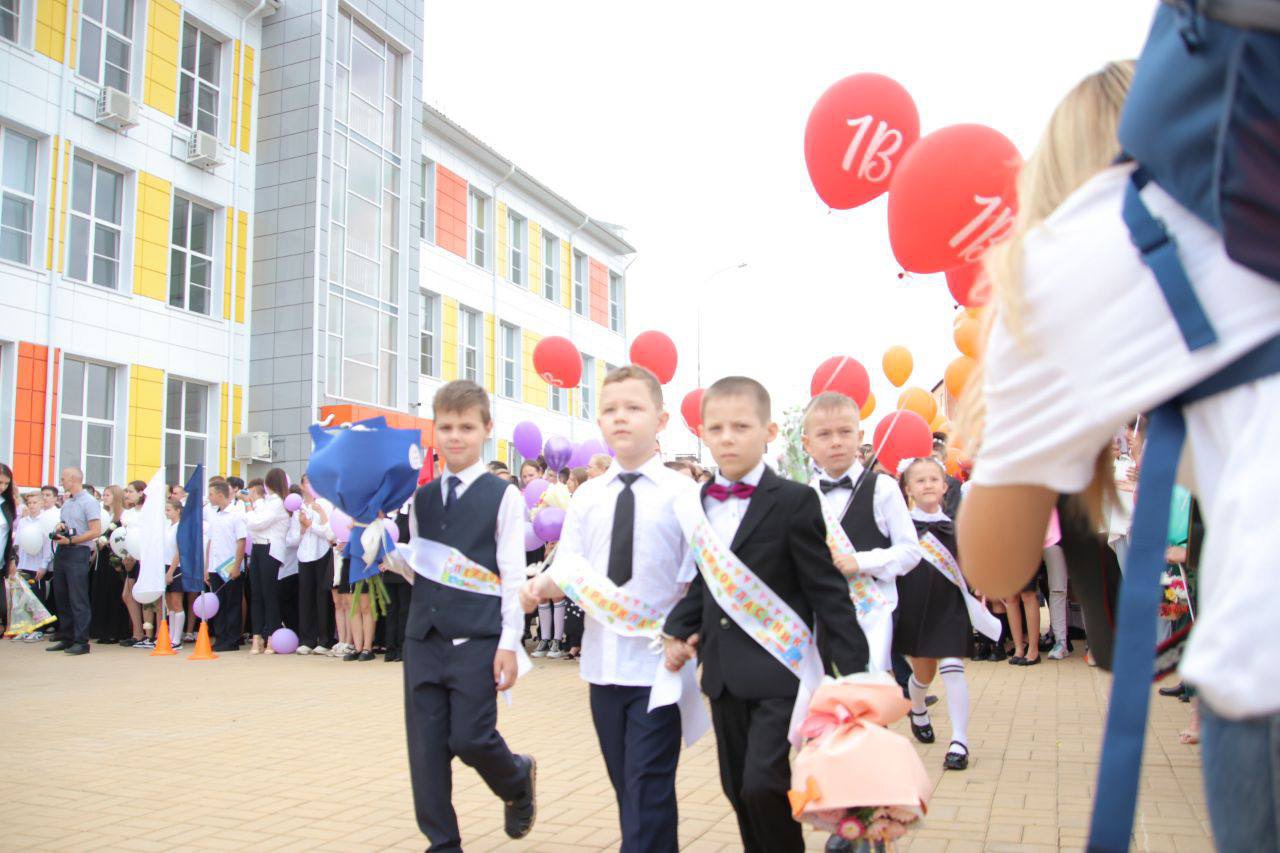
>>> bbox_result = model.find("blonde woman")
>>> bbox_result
[89,485,130,643]
[956,60,1280,851]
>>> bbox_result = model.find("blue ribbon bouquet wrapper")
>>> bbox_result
[306,416,422,582]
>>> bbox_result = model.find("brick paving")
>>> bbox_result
[0,639,1208,852]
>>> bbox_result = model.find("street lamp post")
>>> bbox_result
[695,262,748,464]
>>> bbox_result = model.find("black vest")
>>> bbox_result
[405,472,506,641]
[838,469,892,551]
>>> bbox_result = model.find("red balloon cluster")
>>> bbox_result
[810,356,871,407]
[532,336,582,388]
[681,389,705,436]
[945,262,991,307]
[630,331,678,384]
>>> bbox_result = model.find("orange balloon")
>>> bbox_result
[929,411,948,432]
[859,392,876,420]
[944,355,977,399]
[882,346,913,388]
[953,315,982,358]
[897,387,937,424]
[944,446,964,477]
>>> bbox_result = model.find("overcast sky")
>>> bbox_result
[423,1,1156,456]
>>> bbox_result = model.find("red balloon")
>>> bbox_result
[532,336,583,388]
[629,331,679,384]
[944,262,992,307]
[887,124,1022,274]
[680,389,705,436]
[871,409,933,475]
[810,356,870,407]
[804,74,920,210]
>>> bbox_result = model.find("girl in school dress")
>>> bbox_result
[90,485,130,643]
[120,480,148,646]
[162,499,186,650]
[895,457,974,771]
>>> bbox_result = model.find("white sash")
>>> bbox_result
[917,532,1002,641]
[675,492,824,748]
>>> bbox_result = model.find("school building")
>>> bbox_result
[0,0,632,490]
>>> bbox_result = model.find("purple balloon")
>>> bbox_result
[532,508,566,544]
[524,522,543,552]
[544,436,573,471]
[270,627,299,654]
[193,592,220,620]
[567,442,592,468]
[513,421,543,461]
[524,479,550,509]
[284,493,303,513]
[580,438,609,461]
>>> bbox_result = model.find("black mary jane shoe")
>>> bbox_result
[944,741,969,771]
[357,650,375,662]
[909,711,935,744]
[1007,655,1026,665]
[1159,682,1187,698]
[1020,655,1042,667]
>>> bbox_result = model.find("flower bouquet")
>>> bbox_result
[789,673,932,847]
[1159,571,1190,621]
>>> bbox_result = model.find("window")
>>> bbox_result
[508,211,525,286]
[0,0,18,44]
[419,158,435,242]
[78,0,133,92]
[66,157,124,289]
[500,322,520,399]
[164,378,207,487]
[608,271,624,333]
[459,306,480,383]
[541,232,558,301]
[177,22,221,136]
[58,357,116,486]
[469,189,487,268]
[0,128,37,265]
[572,250,587,316]
[579,353,595,420]
[549,384,567,414]
[327,10,403,406]
[169,196,214,314]
[418,290,438,377]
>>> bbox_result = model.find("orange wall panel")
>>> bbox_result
[13,342,59,487]
[319,404,435,461]
[435,166,468,260]
[589,259,610,327]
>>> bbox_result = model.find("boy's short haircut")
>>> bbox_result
[247,478,265,490]
[166,498,184,514]
[603,365,664,408]
[41,485,57,495]
[227,476,245,491]
[589,453,612,470]
[487,461,509,473]
[702,376,771,424]
[433,379,492,425]
[208,475,227,486]
[22,491,41,503]
[210,482,231,499]
[801,391,861,431]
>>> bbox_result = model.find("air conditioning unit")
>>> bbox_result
[234,431,271,461]
[185,130,223,168]
[95,86,138,131]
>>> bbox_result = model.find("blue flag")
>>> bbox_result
[177,464,205,593]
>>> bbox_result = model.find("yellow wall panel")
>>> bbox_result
[483,313,495,393]
[35,0,68,62]
[235,211,248,322]
[127,365,165,481]
[528,221,542,293]
[441,296,458,381]
[223,209,234,320]
[133,173,172,302]
[496,202,508,280]
[143,0,181,116]
[238,45,255,152]
[45,137,60,270]
[560,241,572,308]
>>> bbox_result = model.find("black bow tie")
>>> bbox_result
[914,519,954,538]
[819,476,853,494]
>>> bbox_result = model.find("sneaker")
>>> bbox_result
[297,645,312,656]
[1048,641,1069,661]
[313,645,332,657]
[503,754,537,839]
[531,640,551,658]
[169,643,183,651]
[546,640,564,660]
[183,632,197,642]
[28,631,43,641]
[137,638,155,649]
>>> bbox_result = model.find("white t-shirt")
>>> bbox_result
[206,506,248,577]
[163,521,179,566]
[974,164,1280,719]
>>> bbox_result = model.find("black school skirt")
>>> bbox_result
[893,563,971,659]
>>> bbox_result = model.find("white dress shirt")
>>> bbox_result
[813,462,921,612]
[206,506,248,575]
[704,460,768,546]
[285,498,335,563]
[408,460,527,653]
[244,493,290,561]
[557,453,699,687]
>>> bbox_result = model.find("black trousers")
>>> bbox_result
[210,573,244,650]
[383,579,410,656]
[248,544,281,638]
[51,545,92,645]
[297,553,334,649]
[589,684,681,853]
[404,631,525,852]
[710,692,804,853]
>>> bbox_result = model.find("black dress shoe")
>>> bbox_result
[46,641,71,652]
[119,638,137,647]
[98,638,118,645]
[825,835,855,852]
[343,650,360,661]
[1159,682,1186,698]
[504,754,537,839]
[1020,655,1042,667]
[987,646,1007,662]
[64,643,90,655]
[909,711,935,744]
[1008,655,1026,665]
[357,650,375,662]
[943,741,969,771]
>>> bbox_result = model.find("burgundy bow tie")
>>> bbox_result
[707,482,756,502]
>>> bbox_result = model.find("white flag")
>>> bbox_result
[131,469,168,604]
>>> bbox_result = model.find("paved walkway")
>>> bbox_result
[0,639,1208,852]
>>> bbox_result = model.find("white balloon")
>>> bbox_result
[17,525,45,556]
[38,513,59,535]
[121,507,140,527]
[124,527,144,557]
[132,586,162,604]
[109,527,130,557]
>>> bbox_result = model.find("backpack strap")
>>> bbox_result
[1088,330,1280,851]
[1122,167,1219,351]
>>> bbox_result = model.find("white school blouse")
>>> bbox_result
[974,164,1280,719]
[285,499,334,563]
[244,494,290,562]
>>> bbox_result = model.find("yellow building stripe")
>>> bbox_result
[46,137,59,270]
[235,211,248,322]
[223,209,234,320]
[521,331,546,409]
[441,296,458,380]
[238,45,255,152]
[133,173,172,302]
[528,221,542,293]
[484,312,495,393]
[560,241,572,308]
[35,0,67,62]
[143,0,181,116]
[56,139,70,273]
[127,365,165,482]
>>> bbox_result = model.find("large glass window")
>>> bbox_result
[59,357,116,486]
[459,306,481,384]
[164,378,207,487]
[609,271,624,333]
[169,196,214,314]
[418,290,438,377]
[573,250,587,316]
[0,0,18,45]
[327,10,402,406]
[67,157,124,289]
[500,322,519,399]
[549,384,567,414]
[508,211,525,286]
[541,232,558,301]
[0,128,37,265]
[579,353,595,419]
[177,22,221,136]
[469,189,487,268]
[78,0,133,92]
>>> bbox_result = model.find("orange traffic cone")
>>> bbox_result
[188,622,218,660]
[151,618,177,656]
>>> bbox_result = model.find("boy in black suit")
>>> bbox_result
[663,376,869,853]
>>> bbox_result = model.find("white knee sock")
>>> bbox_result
[939,658,969,749]
[908,674,930,717]
[1044,545,1069,644]
[552,600,566,640]
[169,611,184,643]
[538,603,553,640]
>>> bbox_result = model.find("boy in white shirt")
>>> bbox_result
[204,482,247,652]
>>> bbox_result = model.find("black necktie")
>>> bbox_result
[819,475,853,494]
[444,476,460,512]
[608,473,641,586]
